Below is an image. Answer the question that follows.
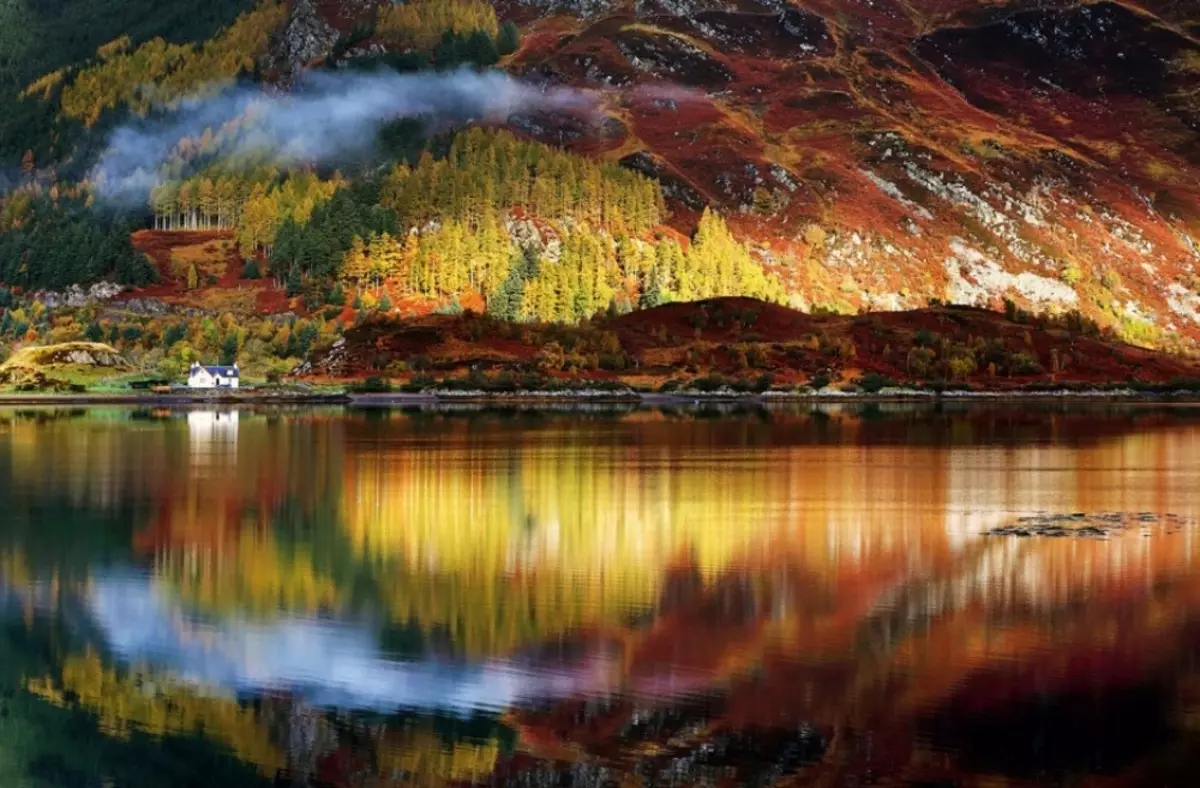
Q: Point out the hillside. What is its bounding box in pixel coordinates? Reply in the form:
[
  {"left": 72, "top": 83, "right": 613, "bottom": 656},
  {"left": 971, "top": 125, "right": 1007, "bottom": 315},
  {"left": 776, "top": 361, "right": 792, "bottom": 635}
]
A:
[
  {"left": 2, "top": 0, "right": 1200, "bottom": 374},
  {"left": 303, "top": 297, "right": 1200, "bottom": 391},
  {"left": 498, "top": 0, "right": 1200, "bottom": 344},
  {"left": 0, "top": 342, "right": 130, "bottom": 390}
]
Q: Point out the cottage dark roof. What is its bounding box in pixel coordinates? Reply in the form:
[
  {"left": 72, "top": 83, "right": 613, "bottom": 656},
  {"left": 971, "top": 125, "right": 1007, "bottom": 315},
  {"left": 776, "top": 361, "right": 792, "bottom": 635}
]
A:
[{"left": 191, "top": 365, "right": 239, "bottom": 377}]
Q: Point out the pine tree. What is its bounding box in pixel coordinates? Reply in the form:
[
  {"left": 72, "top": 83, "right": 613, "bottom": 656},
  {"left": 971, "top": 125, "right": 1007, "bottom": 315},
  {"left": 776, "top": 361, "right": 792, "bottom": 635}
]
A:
[
  {"left": 497, "top": 21, "right": 520, "bottom": 56},
  {"left": 285, "top": 266, "right": 303, "bottom": 297}
]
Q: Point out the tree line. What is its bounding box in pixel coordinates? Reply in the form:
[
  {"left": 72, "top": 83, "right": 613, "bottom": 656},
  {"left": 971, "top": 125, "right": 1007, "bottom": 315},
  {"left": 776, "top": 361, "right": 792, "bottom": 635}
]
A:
[
  {"left": 381, "top": 128, "right": 667, "bottom": 235},
  {"left": 25, "top": 1, "right": 286, "bottom": 128},
  {"left": 0, "top": 189, "right": 158, "bottom": 290},
  {"left": 331, "top": 206, "right": 785, "bottom": 324},
  {"left": 1, "top": 0, "right": 259, "bottom": 168},
  {"left": 375, "top": 0, "right": 517, "bottom": 55},
  {"left": 149, "top": 169, "right": 339, "bottom": 253}
]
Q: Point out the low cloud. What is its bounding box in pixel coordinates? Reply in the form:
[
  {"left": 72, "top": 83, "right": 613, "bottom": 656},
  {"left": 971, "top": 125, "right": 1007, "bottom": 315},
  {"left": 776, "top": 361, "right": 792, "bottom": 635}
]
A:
[{"left": 91, "top": 68, "right": 598, "bottom": 203}]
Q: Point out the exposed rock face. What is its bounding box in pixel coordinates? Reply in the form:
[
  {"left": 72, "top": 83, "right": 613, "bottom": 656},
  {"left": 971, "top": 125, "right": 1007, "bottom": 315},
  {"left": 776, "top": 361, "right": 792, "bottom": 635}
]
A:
[
  {"left": 275, "top": 0, "right": 340, "bottom": 78},
  {"left": 36, "top": 282, "right": 122, "bottom": 309},
  {"left": 60, "top": 348, "right": 125, "bottom": 367},
  {"left": 513, "top": 0, "right": 623, "bottom": 17}
]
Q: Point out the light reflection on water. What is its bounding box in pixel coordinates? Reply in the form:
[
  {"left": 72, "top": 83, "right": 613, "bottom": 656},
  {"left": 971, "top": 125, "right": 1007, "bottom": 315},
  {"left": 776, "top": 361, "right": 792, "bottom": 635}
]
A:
[{"left": 2, "top": 403, "right": 1200, "bottom": 786}]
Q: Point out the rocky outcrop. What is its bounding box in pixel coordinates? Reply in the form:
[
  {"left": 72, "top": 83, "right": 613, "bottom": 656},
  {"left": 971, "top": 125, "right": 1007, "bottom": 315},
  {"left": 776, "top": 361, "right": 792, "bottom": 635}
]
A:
[
  {"left": 274, "top": 0, "right": 340, "bottom": 79},
  {"left": 36, "top": 282, "right": 122, "bottom": 309}
]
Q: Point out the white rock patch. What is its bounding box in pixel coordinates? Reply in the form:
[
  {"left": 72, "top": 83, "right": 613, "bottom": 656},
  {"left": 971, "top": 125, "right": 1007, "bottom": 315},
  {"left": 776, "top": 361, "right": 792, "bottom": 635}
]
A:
[
  {"left": 944, "top": 239, "right": 1078, "bottom": 308},
  {"left": 860, "top": 169, "right": 933, "bottom": 221},
  {"left": 1166, "top": 283, "right": 1200, "bottom": 325}
]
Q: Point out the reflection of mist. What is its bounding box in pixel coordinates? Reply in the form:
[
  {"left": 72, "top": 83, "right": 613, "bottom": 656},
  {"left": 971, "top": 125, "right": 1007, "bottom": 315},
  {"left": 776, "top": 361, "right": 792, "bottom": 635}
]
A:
[{"left": 87, "top": 573, "right": 619, "bottom": 715}]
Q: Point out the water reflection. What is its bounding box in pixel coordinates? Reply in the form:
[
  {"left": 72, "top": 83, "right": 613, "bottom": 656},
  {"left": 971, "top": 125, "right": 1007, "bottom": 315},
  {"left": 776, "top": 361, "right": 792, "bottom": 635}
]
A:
[{"left": 2, "top": 404, "right": 1200, "bottom": 785}]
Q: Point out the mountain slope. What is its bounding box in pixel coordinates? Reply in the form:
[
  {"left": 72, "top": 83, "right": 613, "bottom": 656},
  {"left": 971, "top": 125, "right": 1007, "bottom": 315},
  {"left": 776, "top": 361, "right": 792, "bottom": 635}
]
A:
[
  {"left": 498, "top": 0, "right": 1200, "bottom": 345},
  {"left": 3, "top": 0, "right": 1200, "bottom": 357}
]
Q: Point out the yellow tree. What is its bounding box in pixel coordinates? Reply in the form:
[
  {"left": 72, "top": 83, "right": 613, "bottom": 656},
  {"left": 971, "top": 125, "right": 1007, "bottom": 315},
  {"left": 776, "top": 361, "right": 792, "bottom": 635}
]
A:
[
  {"left": 341, "top": 236, "right": 371, "bottom": 292},
  {"left": 372, "top": 232, "right": 403, "bottom": 292}
]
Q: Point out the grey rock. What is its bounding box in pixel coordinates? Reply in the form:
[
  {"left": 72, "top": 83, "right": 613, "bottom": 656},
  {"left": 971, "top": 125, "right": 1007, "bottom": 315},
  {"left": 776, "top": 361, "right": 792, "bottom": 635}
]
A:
[{"left": 276, "top": 0, "right": 339, "bottom": 78}]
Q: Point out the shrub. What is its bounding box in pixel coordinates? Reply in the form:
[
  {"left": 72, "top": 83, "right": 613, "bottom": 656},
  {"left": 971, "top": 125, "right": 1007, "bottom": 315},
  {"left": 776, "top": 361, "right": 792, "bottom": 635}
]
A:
[
  {"left": 857, "top": 372, "right": 898, "bottom": 393},
  {"left": 746, "top": 344, "right": 769, "bottom": 368},
  {"left": 947, "top": 355, "right": 977, "bottom": 380},
  {"left": 1006, "top": 351, "right": 1043, "bottom": 375},
  {"left": 1060, "top": 262, "right": 1083, "bottom": 286},
  {"left": 598, "top": 352, "right": 627, "bottom": 371},
  {"left": 353, "top": 376, "right": 392, "bottom": 393},
  {"left": 432, "top": 298, "right": 460, "bottom": 315},
  {"left": 809, "top": 373, "right": 832, "bottom": 390},
  {"left": 241, "top": 259, "right": 261, "bottom": 280},
  {"left": 906, "top": 346, "right": 936, "bottom": 377},
  {"left": 690, "top": 375, "right": 727, "bottom": 393}
]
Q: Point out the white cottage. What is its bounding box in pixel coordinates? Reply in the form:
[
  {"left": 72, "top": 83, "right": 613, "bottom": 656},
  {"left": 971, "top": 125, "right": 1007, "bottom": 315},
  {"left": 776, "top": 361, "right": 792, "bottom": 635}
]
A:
[{"left": 187, "top": 362, "right": 240, "bottom": 389}]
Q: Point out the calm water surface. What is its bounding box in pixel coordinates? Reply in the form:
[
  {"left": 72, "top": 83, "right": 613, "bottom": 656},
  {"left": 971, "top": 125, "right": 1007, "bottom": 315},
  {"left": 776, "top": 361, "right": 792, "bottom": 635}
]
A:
[{"left": 3, "top": 404, "right": 1200, "bottom": 787}]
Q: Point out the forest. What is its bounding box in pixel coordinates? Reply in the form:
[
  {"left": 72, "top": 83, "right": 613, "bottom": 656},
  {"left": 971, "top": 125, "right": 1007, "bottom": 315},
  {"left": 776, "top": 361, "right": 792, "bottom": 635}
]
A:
[{"left": 0, "top": 0, "right": 790, "bottom": 367}]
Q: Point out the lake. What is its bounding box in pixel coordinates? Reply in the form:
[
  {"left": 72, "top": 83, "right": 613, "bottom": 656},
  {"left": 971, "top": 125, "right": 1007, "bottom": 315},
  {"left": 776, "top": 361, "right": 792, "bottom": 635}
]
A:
[{"left": 3, "top": 403, "right": 1200, "bottom": 787}]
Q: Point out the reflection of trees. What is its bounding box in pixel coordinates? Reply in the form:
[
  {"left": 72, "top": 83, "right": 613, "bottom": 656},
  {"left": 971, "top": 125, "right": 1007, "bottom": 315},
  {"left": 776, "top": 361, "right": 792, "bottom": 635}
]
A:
[
  {"left": 8, "top": 407, "right": 1200, "bottom": 784},
  {"left": 337, "top": 420, "right": 954, "bottom": 658},
  {"left": 502, "top": 529, "right": 1200, "bottom": 787},
  {"left": 152, "top": 528, "right": 342, "bottom": 619},
  {"left": 27, "top": 652, "right": 287, "bottom": 778},
  {"left": 0, "top": 617, "right": 272, "bottom": 788},
  {"left": 23, "top": 649, "right": 514, "bottom": 787},
  {"left": 375, "top": 728, "right": 501, "bottom": 785}
]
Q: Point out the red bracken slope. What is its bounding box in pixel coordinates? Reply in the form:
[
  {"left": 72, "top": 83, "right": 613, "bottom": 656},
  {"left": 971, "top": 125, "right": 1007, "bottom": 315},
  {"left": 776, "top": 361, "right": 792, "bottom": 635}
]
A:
[
  {"left": 304, "top": 297, "right": 1200, "bottom": 387},
  {"left": 484, "top": 0, "right": 1200, "bottom": 347}
]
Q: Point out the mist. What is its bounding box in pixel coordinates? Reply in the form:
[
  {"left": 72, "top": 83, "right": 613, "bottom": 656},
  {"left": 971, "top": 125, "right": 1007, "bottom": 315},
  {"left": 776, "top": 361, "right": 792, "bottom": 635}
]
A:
[{"left": 90, "top": 67, "right": 597, "bottom": 204}]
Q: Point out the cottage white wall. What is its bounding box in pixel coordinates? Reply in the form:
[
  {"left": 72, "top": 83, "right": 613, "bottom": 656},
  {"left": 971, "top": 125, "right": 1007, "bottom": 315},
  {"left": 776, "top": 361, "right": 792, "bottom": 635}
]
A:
[
  {"left": 187, "top": 368, "right": 239, "bottom": 389},
  {"left": 188, "top": 370, "right": 216, "bottom": 389}
]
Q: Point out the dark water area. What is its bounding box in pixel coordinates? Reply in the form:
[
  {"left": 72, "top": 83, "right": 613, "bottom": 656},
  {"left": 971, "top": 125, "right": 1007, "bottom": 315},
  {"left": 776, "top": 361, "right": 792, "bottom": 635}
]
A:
[{"left": 2, "top": 403, "right": 1200, "bottom": 787}]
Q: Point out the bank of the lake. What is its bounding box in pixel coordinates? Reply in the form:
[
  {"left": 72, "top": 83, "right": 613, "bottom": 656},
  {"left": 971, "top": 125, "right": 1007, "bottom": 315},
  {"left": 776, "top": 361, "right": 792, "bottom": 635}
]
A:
[{"left": 6, "top": 384, "right": 1200, "bottom": 408}]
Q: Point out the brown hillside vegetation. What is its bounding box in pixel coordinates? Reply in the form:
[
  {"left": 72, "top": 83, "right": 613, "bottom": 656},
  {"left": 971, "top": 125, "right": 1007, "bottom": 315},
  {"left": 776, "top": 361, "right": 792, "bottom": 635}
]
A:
[
  {"left": 304, "top": 297, "right": 1200, "bottom": 389},
  {"left": 494, "top": 0, "right": 1200, "bottom": 345},
  {"left": 0, "top": 342, "right": 131, "bottom": 390}
]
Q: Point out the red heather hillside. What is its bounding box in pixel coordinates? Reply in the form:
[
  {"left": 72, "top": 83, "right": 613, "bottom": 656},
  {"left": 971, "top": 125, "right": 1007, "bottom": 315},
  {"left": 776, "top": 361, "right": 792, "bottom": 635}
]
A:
[
  {"left": 303, "top": 297, "right": 1200, "bottom": 387},
  {"left": 130, "top": 230, "right": 287, "bottom": 314},
  {"left": 478, "top": 0, "right": 1200, "bottom": 346}
]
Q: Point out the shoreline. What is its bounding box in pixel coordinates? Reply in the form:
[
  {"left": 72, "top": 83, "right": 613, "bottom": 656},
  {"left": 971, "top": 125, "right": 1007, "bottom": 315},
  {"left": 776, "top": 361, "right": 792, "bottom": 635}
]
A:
[
  {"left": 0, "top": 392, "right": 352, "bottom": 406},
  {"left": 2, "top": 387, "right": 1200, "bottom": 407}
]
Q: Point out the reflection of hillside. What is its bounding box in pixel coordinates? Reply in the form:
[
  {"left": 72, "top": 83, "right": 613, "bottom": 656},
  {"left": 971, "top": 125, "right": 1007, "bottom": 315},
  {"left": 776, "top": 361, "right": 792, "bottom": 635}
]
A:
[
  {"left": 132, "top": 409, "right": 1200, "bottom": 663},
  {"left": 152, "top": 528, "right": 342, "bottom": 618},
  {"left": 1, "top": 409, "right": 341, "bottom": 519},
  {"left": 25, "top": 650, "right": 508, "bottom": 787},
  {"left": 5, "top": 407, "right": 1200, "bottom": 784},
  {"left": 26, "top": 651, "right": 287, "bottom": 779},
  {"left": 504, "top": 526, "right": 1200, "bottom": 786}
]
